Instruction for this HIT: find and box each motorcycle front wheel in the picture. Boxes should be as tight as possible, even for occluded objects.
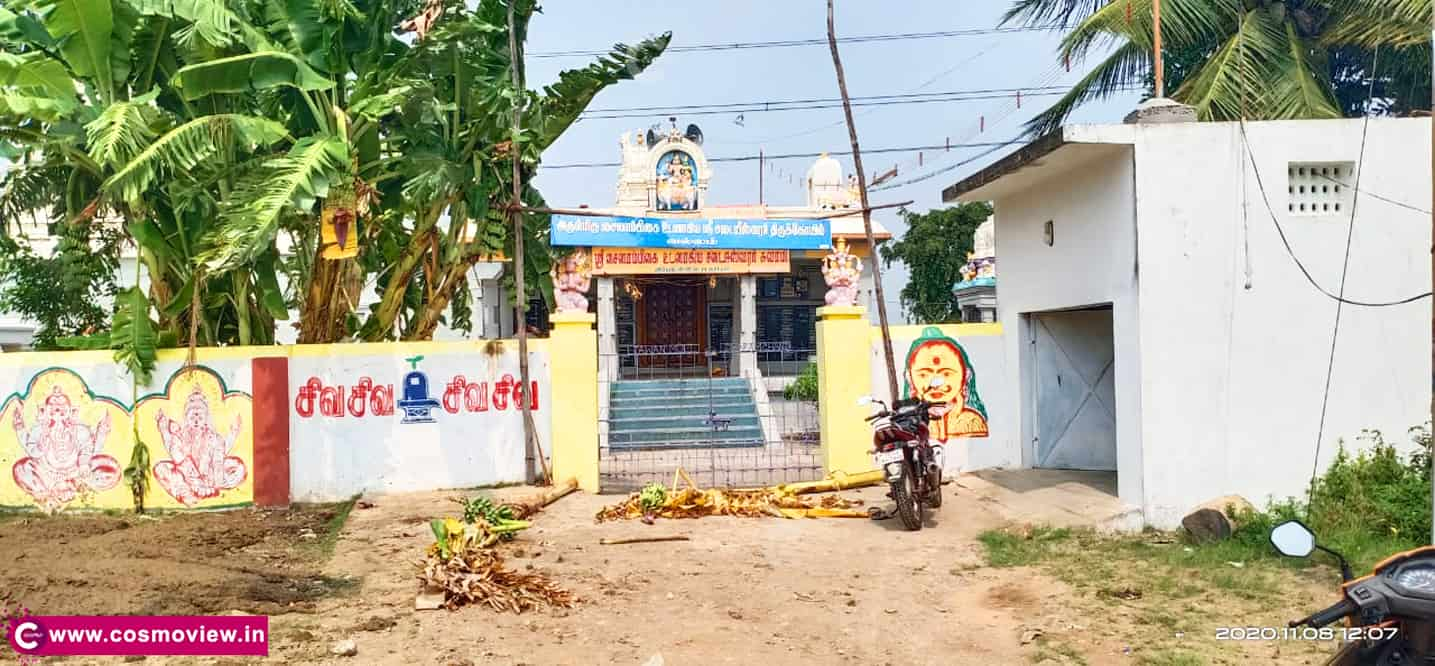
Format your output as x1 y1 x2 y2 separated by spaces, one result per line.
893 463 923 531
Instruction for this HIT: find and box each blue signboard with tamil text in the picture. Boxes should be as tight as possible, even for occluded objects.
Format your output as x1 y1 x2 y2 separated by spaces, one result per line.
550 214 832 250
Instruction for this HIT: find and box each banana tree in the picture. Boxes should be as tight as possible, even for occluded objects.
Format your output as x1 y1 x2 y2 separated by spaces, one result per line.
355 0 669 341
0 0 291 381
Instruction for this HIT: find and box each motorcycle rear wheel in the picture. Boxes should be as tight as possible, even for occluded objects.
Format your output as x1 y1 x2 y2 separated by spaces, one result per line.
893 466 923 531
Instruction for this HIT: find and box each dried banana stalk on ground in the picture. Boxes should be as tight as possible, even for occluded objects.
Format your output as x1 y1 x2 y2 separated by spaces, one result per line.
419 548 576 612
595 468 869 522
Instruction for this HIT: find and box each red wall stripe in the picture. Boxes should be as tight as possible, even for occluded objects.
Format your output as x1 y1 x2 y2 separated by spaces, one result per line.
251 356 290 507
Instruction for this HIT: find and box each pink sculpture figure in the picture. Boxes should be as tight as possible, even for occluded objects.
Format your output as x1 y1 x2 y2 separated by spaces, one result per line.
153 387 246 507
821 237 863 307
11 386 120 512
552 251 592 313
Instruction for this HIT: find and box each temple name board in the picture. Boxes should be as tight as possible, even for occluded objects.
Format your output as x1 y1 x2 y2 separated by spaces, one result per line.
551 214 831 250
590 248 790 275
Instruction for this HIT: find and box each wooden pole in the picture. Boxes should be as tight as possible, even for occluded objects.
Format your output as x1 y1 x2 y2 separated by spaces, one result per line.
1152 0 1165 98
826 0 899 401
508 1 550 485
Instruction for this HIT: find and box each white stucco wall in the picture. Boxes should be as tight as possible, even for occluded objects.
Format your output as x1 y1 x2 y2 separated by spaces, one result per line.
1122 118 1432 528
979 142 1147 514
966 118 1431 529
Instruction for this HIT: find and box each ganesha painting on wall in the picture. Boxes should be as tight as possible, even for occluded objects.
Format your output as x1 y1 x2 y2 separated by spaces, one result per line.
3 370 127 512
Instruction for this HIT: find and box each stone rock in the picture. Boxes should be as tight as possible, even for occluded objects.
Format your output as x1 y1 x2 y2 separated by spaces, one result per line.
331 639 358 657
1181 494 1256 543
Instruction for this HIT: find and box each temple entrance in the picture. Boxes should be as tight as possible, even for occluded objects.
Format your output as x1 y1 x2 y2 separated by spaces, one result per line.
637 280 706 366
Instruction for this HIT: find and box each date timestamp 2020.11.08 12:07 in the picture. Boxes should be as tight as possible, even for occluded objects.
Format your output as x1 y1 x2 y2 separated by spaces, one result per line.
1216 626 1399 641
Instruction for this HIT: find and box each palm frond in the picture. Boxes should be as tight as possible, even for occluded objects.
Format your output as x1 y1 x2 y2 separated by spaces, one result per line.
1263 20 1340 120
102 114 289 204
1001 0 1109 28
84 89 159 170
1060 0 1240 63
1172 9 1278 120
1024 40 1149 137
1323 0 1430 49
199 135 347 272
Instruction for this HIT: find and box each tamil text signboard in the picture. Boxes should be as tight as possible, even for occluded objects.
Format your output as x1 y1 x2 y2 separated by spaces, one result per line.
590 248 790 275
551 214 831 250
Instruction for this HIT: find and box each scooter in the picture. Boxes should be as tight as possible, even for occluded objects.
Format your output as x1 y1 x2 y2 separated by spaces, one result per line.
1270 519 1435 664
858 377 948 531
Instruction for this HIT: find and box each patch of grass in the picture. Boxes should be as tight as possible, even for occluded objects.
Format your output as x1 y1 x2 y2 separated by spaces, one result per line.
1135 648 1204 666
978 526 1071 566
307 495 359 559
1029 636 1088 665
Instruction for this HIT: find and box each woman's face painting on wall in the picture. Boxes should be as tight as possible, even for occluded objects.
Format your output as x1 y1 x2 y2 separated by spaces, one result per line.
908 341 965 407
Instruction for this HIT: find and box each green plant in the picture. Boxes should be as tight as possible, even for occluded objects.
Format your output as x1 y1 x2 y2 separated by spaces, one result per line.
638 482 667 514
454 493 526 541
1003 0 1431 136
783 363 820 403
878 203 992 324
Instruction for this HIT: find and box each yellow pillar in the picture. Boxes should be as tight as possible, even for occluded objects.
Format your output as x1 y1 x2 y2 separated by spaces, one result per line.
548 311 599 493
816 305 876 476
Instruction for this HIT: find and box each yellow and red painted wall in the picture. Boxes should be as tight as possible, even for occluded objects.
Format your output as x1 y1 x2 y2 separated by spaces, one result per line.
0 339 556 512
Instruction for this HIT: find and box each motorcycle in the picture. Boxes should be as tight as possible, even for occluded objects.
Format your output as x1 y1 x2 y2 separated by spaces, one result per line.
858 377 949 531
1270 519 1435 664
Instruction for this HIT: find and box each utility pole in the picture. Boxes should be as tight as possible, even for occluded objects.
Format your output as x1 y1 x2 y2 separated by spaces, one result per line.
826 0 899 400
1152 0 1165 98
759 149 765 205
1428 5 1433 544
509 1 550 485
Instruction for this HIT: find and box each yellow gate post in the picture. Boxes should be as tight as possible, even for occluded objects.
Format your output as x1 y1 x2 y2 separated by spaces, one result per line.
549 311 600 492
816 305 876 476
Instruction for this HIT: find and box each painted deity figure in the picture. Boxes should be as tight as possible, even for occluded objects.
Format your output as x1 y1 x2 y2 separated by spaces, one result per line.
11 386 119 511
655 152 698 211
552 251 592 313
154 387 246 507
821 237 863 307
903 326 989 443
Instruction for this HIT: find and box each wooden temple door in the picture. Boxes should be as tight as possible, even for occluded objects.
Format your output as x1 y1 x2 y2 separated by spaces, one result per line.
637 280 707 367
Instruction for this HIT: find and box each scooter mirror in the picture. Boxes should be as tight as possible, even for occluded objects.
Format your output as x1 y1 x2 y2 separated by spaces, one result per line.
1269 520 1316 558
856 396 874 406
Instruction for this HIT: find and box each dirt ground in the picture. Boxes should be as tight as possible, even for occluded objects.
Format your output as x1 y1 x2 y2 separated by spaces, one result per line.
0 481 1342 665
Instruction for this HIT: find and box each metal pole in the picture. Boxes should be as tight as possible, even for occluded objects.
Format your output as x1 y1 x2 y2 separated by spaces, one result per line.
826 0 899 400
759 149 764 205
1152 0 1165 98
1428 5 1433 544
509 1 550 485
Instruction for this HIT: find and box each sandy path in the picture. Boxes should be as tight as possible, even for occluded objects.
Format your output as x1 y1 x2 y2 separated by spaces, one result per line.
259 483 1134 666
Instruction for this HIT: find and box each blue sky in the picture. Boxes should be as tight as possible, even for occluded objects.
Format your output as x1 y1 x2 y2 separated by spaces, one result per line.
526 1 1144 321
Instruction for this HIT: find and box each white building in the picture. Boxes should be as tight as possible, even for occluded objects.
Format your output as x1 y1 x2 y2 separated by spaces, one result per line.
942 117 1432 529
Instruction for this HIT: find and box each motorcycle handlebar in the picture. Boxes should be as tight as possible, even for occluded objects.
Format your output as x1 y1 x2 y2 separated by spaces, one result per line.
1290 598 1358 629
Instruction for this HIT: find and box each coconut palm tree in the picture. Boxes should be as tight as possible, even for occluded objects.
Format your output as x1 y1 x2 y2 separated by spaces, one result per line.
1003 0 1431 136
